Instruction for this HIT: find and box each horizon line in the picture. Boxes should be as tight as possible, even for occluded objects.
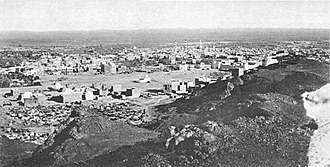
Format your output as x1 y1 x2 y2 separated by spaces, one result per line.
0 27 329 33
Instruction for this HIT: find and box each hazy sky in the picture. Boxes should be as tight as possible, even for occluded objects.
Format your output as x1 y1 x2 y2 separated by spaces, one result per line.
0 0 329 31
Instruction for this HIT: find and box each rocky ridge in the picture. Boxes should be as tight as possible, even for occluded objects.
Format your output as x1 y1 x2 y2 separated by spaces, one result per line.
12 55 330 167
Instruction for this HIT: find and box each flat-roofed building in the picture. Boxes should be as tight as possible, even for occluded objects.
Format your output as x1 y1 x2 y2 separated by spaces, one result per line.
83 91 94 100
164 80 193 94
124 88 141 98
229 68 244 78
52 92 83 103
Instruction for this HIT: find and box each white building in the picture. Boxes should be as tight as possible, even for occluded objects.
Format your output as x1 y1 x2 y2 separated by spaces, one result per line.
138 75 151 83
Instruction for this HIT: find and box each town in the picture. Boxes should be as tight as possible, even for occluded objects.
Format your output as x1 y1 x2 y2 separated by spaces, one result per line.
0 0 329 166
0 40 329 146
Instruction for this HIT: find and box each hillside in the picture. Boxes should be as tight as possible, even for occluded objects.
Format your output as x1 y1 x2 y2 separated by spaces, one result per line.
14 55 330 167
0 138 37 166
9 107 159 167
155 56 328 125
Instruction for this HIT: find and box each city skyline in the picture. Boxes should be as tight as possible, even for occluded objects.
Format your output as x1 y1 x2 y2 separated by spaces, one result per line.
0 0 329 31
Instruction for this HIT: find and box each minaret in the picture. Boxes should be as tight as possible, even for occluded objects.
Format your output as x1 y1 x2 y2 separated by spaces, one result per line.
199 40 202 49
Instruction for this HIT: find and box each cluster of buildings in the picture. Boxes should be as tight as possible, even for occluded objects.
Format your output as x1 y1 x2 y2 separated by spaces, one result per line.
0 69 41 88
2 90 43 107
49 82 142 103
164 80 195 94
2 41 328 80
0 41 288 78
1 81 142 107
161 53 281 95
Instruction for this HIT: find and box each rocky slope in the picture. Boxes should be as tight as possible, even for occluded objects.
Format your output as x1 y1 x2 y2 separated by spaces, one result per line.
13 55 329 167
11 107 159 167
154 56 328 126
0 137 37 167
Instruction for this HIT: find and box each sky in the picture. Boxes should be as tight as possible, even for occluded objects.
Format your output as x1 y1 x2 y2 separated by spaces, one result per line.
0 0 329 31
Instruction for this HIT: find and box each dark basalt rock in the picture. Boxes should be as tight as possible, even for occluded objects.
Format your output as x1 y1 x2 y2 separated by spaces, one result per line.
14 56 330 167
17 114 159 167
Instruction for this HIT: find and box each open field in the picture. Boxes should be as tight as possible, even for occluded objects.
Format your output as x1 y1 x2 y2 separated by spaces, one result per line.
41 69 216 91
0 69 215 97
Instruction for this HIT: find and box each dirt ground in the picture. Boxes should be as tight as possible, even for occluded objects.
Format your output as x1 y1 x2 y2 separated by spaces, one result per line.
41 69 216 91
